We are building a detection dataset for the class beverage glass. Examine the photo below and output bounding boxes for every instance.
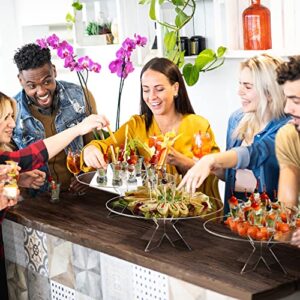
[127,164,137,184]
[110,162,122,186]
[50,182,61,203]
[97,168,107,186]
[135,156,144,177]
[66,149,81,175]
[144,163,156,187]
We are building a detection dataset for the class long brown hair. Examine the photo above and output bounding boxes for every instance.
[140,57,195,131]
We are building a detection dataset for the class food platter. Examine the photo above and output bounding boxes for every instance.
[106,194,223,252]
[203,216,294,274]
[106,194,223,221]
[76,170,224,252]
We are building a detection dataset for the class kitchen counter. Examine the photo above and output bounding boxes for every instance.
[4,187,300,300]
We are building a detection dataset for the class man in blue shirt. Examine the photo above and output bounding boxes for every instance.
[13,43,98,193]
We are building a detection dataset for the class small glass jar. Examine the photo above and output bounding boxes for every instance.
[190,35,206,55]
[180,36,190,56]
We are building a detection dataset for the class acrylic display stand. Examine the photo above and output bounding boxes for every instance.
[203,217,293,274]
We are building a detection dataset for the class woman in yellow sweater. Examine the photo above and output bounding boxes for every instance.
[81,57,220,198]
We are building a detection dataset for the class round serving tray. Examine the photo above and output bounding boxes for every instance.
[105,195,224,221]
[203,216,294,244]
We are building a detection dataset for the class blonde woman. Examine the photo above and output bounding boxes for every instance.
[179,54,290,214]
[0,91,109,191]
[0,91,109,299]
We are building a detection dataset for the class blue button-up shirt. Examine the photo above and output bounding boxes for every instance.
[224,109,290,214]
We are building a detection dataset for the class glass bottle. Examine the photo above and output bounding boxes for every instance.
[242,0,272,50]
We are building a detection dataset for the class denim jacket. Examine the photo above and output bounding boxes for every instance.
[224,109,290,213]
[13,81,88,187]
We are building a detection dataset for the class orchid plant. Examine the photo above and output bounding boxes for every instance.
[109,34,147,130]
[37,33,147,135]
[37,34,102,138]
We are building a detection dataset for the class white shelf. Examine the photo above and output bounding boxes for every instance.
[224,49,300,59]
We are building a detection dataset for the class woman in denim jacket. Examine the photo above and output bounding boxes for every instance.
[179,54,290,214]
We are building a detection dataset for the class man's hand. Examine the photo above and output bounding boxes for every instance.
[77,114,110,136]
[18,170,46,189]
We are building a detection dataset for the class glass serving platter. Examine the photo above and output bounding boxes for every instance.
[76,170,147,195]
[106,195,223,252]
[203,216,295,274]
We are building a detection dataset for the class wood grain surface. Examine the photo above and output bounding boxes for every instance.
[5,188,300,300]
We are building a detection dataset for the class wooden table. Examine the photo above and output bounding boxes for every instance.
[5,188,300,300]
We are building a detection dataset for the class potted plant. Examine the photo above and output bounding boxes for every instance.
[139,0,226,86]
[85,21,113,45]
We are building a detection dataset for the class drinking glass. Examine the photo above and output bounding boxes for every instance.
[192,132,212,159]
[135,156,144,177]
[50,181,61,203]
[66,149,81,175]
[110,162,122,186]
[144,163,156,187]
[97,168,107,186]
[127,164,137,184]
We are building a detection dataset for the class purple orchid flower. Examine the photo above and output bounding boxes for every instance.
[36,38,48,49]
[46,34,60,49]
[57,41,74,59]
[134,34,147,46]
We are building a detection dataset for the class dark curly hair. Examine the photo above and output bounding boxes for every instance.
[13,43,51,72]
[140,57,195,131]
[276,56,300,85]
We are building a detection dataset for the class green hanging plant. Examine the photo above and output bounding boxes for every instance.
[139,0,226,86]
[65,0,83,24]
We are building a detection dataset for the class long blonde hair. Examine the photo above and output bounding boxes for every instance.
[0,92,17,151]
[233,54,286,141]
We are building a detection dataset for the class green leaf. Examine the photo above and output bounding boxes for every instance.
[175,9,189,28]
[217,46,227,57]
[139,0,151,4]
[172,0,185,5]
[72,1,83,11]
[159,0,166,4]
[183,63,200,86]
[195,49,216,71]
[164,31,177,51]
[178,51,185,68]
[149,0,157,20]
[65,12,75,24]
[167,48,179,63]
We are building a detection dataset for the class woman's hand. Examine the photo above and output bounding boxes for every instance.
[177,154,217,193]
[18,170,46,189]
[291,228,300,248]
[0,183,19,210]
[77,114,110,136]
[83,145,107,169]
[166,147,194,173]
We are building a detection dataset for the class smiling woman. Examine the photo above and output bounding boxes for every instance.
[178,54,291,214]
[0,96,16,150]
[82,57,221,200]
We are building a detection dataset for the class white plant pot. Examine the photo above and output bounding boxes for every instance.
[80,34,107,46]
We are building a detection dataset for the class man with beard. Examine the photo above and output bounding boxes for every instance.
[13,43,97,194]
[276,56,300,248]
